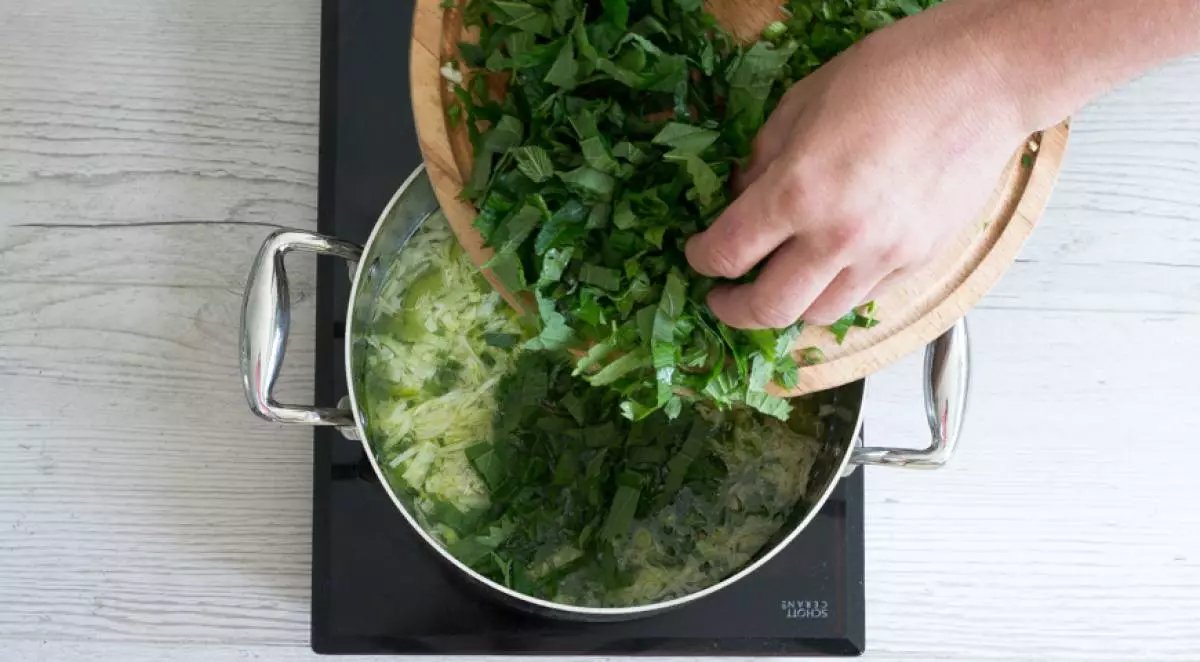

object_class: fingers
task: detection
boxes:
[687,80,816,280]
[862,267,912,303]
[737,81,812,192]
[685,167,797,279]
[706,239,842,329]
[803,267,883,326]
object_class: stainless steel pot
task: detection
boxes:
[239,164,970,621]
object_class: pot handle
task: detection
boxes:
[851,318,970,469]
[240,229,361,427]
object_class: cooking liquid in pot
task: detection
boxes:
[356,214,845,607]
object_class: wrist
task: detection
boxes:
[941,0,1069,135]
[948,0,1200,133]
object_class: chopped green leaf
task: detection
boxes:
[602,482,640,539]
[602,0,630,31]
[491,1,552,36]
[550,0,577,32]
[651,270,686,372]
[586,348,650,386]
[526,291,576,350]
[744,390,792,421]
[828,303,878,343]
[652,122,719,155]
[538,246,574,284]
[773,323,803,358]
[660,418,710,502]
[747,353,773,392]
[513,146,555,183]
[544,37,580,89]
[777,354,801,388]
[483,332,520,349]
[534,200,588,254]
[573,337,618,376]
[612,141,647,164]
[580,263,622,291]
[486,252,526,294]
[643,225,666,249]
[559,166,616,200]
[466,442,505,489]
[455,0,916,421]
[484,200,543,256]
[458,41,486,66]
[664,152,721,206]
[479,115,524,154]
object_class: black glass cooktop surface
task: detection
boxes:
[310,0,865,655]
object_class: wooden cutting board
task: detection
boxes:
[410,0,1070,397]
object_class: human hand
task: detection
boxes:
[685,5,1033,329]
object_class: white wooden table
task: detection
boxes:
[2,1,1199,660]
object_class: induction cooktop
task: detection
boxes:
[309,0,865,655]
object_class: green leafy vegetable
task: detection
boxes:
[579,263,622,291]
[363,213,852,609]
[527,291,576,350]
[534,202,588,255]
[602,479,642,540]
[544,38,580,88]
[484,332,520,349]
[827,302,880,344]
[587,348,650,386]
[513,146,555,182]
[652,122,720,155]
[372,343,832,606]
[453,0,940,420]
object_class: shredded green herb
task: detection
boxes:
[362,213,855,608]
[413,349,833,606]
[828,301,879,344]
[451,0,942,422]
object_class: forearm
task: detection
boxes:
[947,0,1200,132]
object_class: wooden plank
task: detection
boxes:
[864,308,1200,661]
[0,0,320,652]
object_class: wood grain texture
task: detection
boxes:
[0,0,322,655]
[2,0,1199,660]
[410,0,1071,397]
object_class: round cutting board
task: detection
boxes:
[410,0,1070,397]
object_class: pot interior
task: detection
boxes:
[344,172,866,615]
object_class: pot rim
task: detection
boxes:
[340,165,867,617]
